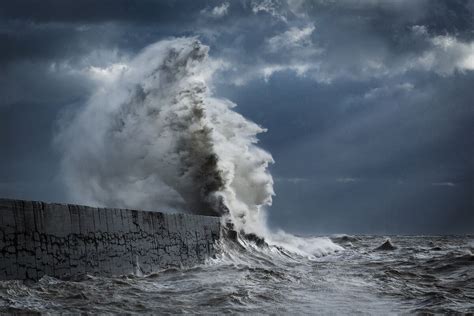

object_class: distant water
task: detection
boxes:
[1,236,473,314]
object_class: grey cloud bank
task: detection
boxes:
[0,0,472,234]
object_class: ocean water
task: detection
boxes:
[0,235,472,314]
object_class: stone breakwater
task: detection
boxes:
[0,198,221,281]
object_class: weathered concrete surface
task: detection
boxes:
[0,198,221,281]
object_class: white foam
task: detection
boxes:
[57,37,341,258]
[266,230,343,259]
[57,37,273,232]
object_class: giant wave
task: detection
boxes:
[56,37,341,257]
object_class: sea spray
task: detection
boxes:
[56,37,340,256]
[57,38,273,233]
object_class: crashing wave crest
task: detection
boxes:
[57,38,273,233]
[57,37,341,256]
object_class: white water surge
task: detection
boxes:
[57,37,340,256]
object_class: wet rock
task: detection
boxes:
[375,239,397,251]
[223,222,238,242]
[225,229,238,242]
[243,233,266,247]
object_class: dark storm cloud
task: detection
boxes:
[0,21,127,65]
[0,0,472,234]
[0,0,205,24]
[219,70,473,234]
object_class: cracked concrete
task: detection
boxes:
[0,198,221,281]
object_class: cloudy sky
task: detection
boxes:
[1,0,473,234]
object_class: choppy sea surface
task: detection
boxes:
[0,235,473,314]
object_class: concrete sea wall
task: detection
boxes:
[0,198,221,281]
